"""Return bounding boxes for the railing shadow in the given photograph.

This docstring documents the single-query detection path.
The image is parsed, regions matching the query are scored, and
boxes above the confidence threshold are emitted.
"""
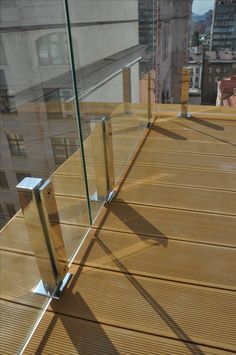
[150,126,187,140]
[101,198,168,246]
[95,236,205,355]
[188,116,224,131]
[173,120,236,148]
[34,250,119,354]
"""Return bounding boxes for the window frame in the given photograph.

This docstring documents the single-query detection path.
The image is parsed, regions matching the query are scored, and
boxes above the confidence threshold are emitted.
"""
[0,171,9,189]
[7,134,27,157]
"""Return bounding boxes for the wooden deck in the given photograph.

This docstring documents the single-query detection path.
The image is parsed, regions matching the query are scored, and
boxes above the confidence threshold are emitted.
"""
[1,110,236,354]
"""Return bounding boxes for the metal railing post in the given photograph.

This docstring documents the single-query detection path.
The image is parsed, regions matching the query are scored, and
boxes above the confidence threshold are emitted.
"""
[16,177,71,298]
[178,67,191,118]
[91,116,114,201]
[147,72,152,127]
[123,66,131,113]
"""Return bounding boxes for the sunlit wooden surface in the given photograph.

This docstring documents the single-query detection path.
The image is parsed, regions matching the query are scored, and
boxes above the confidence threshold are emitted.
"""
[1,105,236,354]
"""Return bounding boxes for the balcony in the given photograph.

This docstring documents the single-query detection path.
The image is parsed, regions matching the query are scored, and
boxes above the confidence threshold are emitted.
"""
[1,103,236,354]
[1,0,236,353]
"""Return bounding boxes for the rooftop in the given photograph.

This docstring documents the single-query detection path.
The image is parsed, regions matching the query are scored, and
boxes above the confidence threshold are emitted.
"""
[1,104,236,354]
[206,50,236,62]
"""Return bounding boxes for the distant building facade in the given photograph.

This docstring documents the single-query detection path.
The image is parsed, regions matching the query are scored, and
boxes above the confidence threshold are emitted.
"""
[216,75,236,105]
[211,0,236,51]
[188,48,203,104]
[156,0,192,103]
[201,50,236,104]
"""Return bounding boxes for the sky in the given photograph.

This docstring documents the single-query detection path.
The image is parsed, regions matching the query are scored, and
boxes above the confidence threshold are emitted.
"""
[192,0,214,15]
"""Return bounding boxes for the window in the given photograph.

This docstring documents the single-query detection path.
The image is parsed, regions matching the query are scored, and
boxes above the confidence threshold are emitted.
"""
[36,33,78,66]
[0,35,7,65]
[216,67,221,73]
[0,89,17,113]
[196,68,199,74]
[6,204,16,218]
[7,134,27,156]
[51,137,80,164]
[16,172,31,183]
[43,88,74,119]
[0,204,5,227]
[0,171,9,189]
[208,68,212,74]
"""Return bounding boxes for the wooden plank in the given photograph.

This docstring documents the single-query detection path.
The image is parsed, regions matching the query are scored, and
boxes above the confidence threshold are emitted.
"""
[123,164,236,190]
[94,202,236,247]
[149,125,236,144]
[74,229,236,291]
[25,310,229,355]
[135,149,236,171]
[115,181,236,215]
[48,266,236,352]
[0,300,46,355]
[142,138,236,157]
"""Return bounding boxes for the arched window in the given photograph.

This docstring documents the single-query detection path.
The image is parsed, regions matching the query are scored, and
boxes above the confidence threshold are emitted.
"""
[36,32,78,66]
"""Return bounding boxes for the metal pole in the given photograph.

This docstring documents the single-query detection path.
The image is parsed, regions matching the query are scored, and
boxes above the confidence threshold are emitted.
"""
[147,72,152,127]
[17,177,71,298]
[90,116,114,201]
[178,67,191,118]
[122,66,131,114]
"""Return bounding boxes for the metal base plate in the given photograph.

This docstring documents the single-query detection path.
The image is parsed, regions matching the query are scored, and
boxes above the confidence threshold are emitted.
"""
[33,272,72,299]
[91,190,115,203]
[90,191,105,202]
[178,112,191,118]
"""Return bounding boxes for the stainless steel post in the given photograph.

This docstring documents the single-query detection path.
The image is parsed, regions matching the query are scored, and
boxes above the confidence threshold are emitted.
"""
[91,116,114,201]
[147,72,152,127]
[178,67,191,118]
[123,66,131,113]
[16,177,71,298]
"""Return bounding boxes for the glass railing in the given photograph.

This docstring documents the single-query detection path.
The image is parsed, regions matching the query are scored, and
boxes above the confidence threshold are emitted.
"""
[1,0,235,352]
[0,0,155,353]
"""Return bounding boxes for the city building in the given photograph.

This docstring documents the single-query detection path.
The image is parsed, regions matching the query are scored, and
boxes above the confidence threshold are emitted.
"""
[156,0,192,103]
[216,75,236,105]
[188,47,203,104]
[211,0,236,51]
[201,50,236,104]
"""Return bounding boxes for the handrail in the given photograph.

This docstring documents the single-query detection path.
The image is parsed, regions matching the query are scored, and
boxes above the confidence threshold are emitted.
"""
[77,56,142,101]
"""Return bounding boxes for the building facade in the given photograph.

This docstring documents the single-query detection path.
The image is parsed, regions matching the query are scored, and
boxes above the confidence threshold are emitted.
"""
[0,0,150,229]
[188,47,203,104]
[156,0,192,103]
[201,50,236,104]
[211,0,236,51]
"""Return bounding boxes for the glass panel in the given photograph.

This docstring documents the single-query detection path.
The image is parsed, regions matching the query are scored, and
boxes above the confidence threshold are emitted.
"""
[0,0,91,353]
[67,0,156,219]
